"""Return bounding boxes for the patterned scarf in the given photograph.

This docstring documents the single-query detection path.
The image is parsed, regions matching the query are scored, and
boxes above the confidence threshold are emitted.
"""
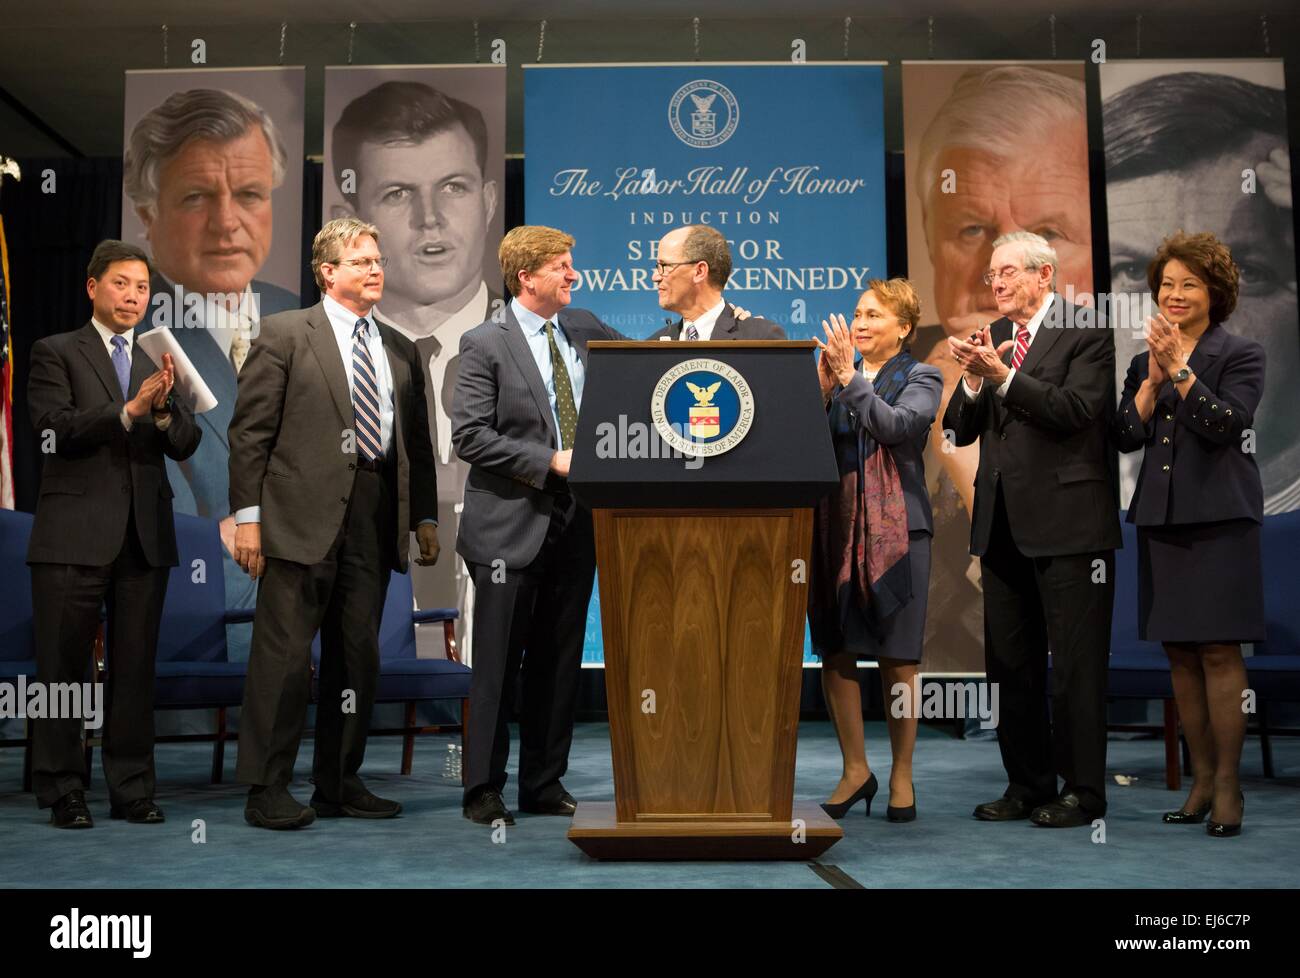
[810,350,917,641]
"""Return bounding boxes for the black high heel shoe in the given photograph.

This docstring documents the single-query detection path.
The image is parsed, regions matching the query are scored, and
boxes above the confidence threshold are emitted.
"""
[887,784,917,823]
[820,773,878,820]
[1162,802,1211,824]
[1206,792,1245,838]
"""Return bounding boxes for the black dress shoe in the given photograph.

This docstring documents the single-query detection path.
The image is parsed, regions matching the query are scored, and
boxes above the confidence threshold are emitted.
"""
[1162,802,1211,824]
[50,790,93,829]
[887,783,917,823]
[820,773,878,820]
[518,790,578,816]
[464,789,515,825]
[1030,792,1097,828]
[244,785,316,830]
[1206,792,1244,838]
[110,799,165,824]
[310,790,402,819]
[973,795,1034,821]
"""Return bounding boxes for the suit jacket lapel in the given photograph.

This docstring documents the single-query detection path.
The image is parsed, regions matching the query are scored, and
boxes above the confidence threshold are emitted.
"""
[1014,294,1066,378]
[502,306,558,444]
[77,323,127,402]
[128,335,154,397]
[714,304,738,338]
[305,302,354,426]
[559,311,591,368]
[1189,322,1226,375]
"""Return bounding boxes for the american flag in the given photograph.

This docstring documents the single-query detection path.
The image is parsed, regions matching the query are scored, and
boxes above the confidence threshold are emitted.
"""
[0,214,13,510]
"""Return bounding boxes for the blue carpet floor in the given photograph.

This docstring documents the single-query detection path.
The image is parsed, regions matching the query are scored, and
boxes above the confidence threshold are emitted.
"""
[1,722,1295,888]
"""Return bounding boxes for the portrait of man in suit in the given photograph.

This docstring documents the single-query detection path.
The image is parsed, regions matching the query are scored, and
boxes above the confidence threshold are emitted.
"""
[901,64,1095,673]
[328,76,505,655]
[648,225,786,341]
[123,85,302,645]
[1102,66,1300,515]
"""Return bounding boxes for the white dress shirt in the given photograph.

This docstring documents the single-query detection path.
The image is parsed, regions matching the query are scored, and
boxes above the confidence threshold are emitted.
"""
[963,292,1055,400]
[680,298,726,340]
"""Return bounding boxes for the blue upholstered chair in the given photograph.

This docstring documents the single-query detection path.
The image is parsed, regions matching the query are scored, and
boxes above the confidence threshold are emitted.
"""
[0,507,97,791]
[1249,508,1300,777]
[149,513,253,783]
[311,570,468,777]
[1103,519,1184,788]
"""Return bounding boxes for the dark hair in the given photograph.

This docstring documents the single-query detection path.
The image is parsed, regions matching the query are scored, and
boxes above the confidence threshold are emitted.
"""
[332,81,489,193]
[682,225,732,289]
[87,240,152,281]
[1147,231,1240,323]
[1103,72,1286,181]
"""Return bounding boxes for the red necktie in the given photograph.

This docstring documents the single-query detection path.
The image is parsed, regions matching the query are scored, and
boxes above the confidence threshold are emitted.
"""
[1011,325,1030,370]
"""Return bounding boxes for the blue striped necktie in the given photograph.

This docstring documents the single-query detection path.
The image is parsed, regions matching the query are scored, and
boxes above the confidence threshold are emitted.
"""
[351,318,383,462]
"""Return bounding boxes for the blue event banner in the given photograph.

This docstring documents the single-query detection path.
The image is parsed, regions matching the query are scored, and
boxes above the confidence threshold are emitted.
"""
[525,64,887,665]
[524,63,887,341]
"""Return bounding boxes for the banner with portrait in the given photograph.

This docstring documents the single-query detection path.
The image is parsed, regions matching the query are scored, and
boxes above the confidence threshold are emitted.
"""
[122,66,305,655]
[901,61,1095,673]
[324,64,507,661]
[1100,59,1300,515]
[525,63,888,663]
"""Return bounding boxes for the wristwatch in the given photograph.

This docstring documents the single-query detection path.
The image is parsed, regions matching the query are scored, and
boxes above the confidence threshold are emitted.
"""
[1171,365,1191,383]
[152,392,176,416]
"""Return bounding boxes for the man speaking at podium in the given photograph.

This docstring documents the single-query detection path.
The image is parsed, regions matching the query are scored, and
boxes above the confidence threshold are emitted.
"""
[649,225,785,341]
[453,225,620,825]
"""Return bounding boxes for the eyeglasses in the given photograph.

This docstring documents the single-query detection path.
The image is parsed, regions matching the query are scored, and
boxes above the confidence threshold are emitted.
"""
[654,259,699,276]
[336,257,388,271]
[982,266,1025,286]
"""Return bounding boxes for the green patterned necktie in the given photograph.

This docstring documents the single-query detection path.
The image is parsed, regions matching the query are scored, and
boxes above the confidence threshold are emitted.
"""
[544,320,578,450]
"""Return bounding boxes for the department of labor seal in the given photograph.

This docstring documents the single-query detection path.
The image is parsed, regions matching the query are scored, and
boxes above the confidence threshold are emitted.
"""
[668,79,740,149]
[650,358,755,458]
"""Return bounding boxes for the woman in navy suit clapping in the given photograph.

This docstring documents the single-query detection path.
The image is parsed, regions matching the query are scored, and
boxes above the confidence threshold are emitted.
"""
[1113,232,1265,838]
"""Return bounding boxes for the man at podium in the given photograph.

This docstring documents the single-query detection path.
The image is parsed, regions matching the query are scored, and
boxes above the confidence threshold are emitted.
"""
[648,225,786,341]
[452,225,621,825]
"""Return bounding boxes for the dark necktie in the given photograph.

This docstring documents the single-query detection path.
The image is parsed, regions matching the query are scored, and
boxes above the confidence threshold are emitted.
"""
[110,335,131,399]
[544,320,578,450]
[351,318,383,462]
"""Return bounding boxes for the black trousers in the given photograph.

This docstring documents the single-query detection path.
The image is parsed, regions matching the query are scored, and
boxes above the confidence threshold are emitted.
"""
[463,496,595,806]
[235,465,394,801]
[30,512,168,808]
[979,484,1114,814]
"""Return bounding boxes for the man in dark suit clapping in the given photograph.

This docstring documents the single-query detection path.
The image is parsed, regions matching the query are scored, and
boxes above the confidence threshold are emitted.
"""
[27,240,201,828]
[944,231,1120,828]
[453,225,621,825]
[228,217,440,829]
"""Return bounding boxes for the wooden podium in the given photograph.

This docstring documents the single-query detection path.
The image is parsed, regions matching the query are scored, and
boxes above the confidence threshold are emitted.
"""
[566,341,842,860]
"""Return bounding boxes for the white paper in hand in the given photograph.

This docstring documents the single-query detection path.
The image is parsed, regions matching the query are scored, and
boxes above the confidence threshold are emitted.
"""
[135,327,219,414]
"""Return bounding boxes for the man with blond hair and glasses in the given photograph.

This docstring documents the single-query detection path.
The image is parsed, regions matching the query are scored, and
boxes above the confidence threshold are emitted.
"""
[228,217,440,829]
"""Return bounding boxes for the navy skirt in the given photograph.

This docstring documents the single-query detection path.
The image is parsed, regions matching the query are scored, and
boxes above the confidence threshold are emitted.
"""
[811,530,931,663]
[1137,519,1265,644]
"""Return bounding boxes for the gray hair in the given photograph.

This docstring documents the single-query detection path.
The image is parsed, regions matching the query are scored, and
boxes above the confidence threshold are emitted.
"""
[992,230,1058,289]
[915,65,1085,211]
[124,88,288,217]
[311,217,380,291]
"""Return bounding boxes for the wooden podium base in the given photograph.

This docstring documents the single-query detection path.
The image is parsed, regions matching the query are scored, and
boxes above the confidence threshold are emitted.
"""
[567,802,843,861]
